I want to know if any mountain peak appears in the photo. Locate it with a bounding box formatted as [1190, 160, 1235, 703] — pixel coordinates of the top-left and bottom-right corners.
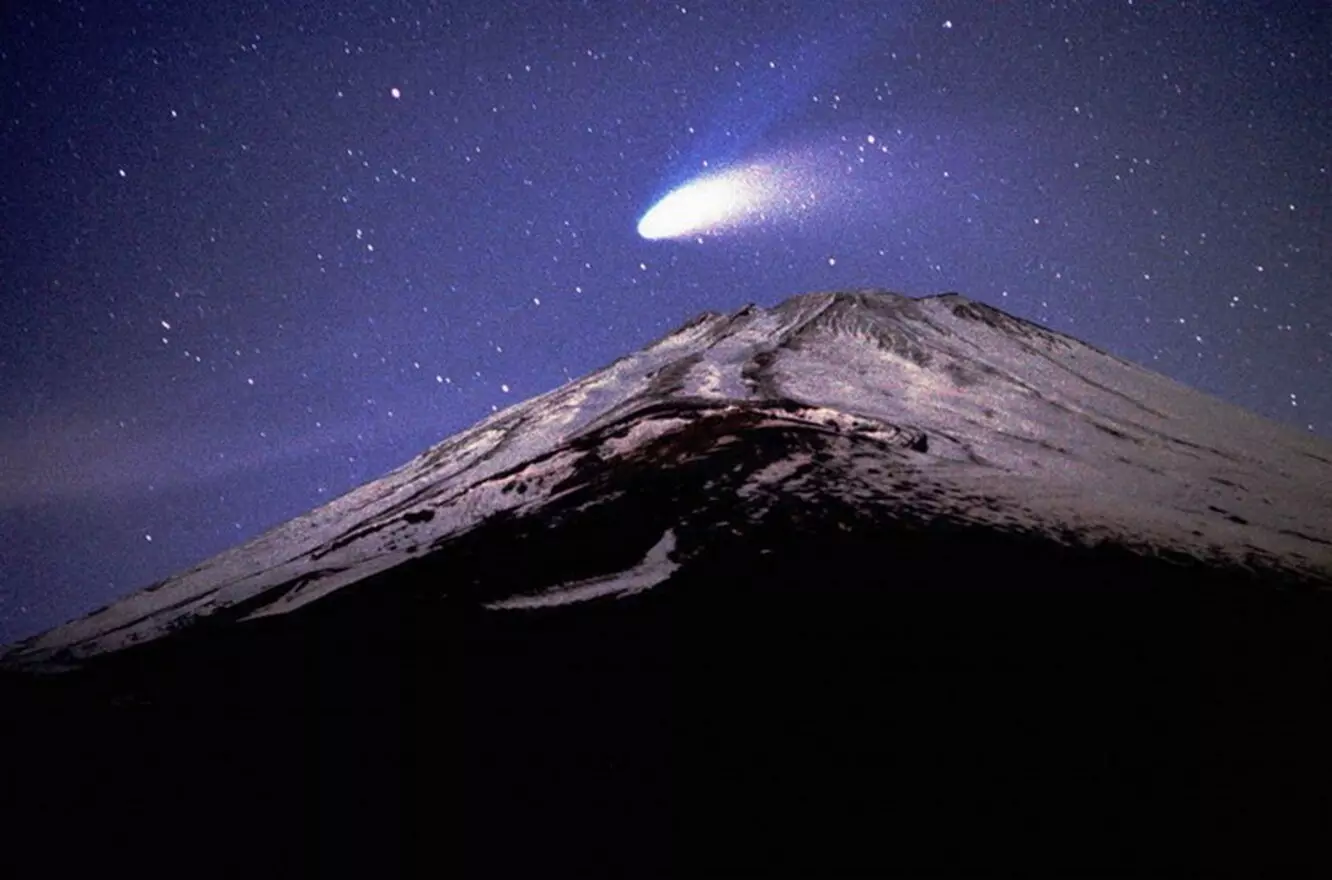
[3, 288, 1330, 669]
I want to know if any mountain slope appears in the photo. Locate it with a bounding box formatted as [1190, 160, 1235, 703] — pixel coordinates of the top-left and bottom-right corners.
[5, 290, 1328, 667]
[3, 290, 1331, 877]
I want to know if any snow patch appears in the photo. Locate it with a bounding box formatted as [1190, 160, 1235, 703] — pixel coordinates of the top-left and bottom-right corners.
[737, 453, 816, 498]
[601, 416, 695, 457]
[484, 529, 680, 609]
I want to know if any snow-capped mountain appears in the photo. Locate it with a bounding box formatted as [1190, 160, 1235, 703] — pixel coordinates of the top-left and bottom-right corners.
[4, 290, 1330, 877]
[4, 290, 1328, 667]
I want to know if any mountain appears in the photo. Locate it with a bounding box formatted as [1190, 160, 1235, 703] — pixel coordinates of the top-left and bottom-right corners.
[4, 290, 1330, 877]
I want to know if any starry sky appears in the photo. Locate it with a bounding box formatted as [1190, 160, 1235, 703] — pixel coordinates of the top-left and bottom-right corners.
[2, 0, 1329, 644]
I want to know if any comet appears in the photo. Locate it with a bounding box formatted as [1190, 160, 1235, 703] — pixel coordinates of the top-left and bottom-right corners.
[637, 165, 780, 240]
[636, 149, 847, 241]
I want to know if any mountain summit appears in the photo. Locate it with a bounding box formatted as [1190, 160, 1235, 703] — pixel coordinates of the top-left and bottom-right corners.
[6, 289, 1328, 667]
[4, 289, 1331, 876]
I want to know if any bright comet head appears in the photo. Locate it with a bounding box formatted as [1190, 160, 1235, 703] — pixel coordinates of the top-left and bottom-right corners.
[637, 168, 769, 240]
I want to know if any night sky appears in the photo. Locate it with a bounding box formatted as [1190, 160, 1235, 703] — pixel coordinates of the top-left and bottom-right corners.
[2, 0, 1328, 644]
